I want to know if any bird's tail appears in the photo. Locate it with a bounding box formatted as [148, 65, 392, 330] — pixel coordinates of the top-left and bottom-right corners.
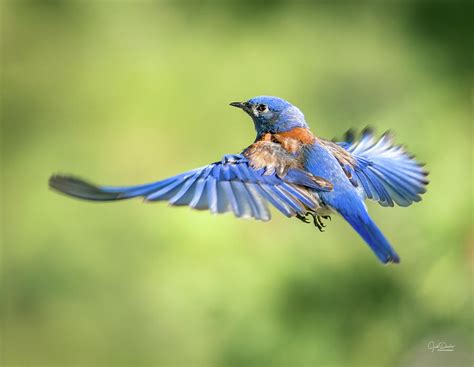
[340, 209, 400, 264]
[49, 175, 162, 201]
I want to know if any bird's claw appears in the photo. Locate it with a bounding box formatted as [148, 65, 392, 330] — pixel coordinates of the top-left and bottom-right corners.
[296, 212, 331, 232]
[316, 215, 331, 231]
[313, 214, 326, 232]
[296, 213, 310, 224]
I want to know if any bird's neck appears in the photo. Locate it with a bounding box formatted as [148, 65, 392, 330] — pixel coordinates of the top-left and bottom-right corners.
[257, 127, 316, 154]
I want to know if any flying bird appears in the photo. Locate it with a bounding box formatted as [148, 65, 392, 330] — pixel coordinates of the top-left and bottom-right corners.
[49, 96, 428, 264]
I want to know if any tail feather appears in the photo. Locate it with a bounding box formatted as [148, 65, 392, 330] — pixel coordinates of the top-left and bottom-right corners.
[48, 175, 159, 201]
[341, 210, 400, 264]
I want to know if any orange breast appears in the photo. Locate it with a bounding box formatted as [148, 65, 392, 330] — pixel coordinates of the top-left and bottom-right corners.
[272, 127, 316, 153]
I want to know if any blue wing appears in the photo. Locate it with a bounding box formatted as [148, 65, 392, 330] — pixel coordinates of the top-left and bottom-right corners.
[335, 128, 429, 207]
[50, 155, 331, 221]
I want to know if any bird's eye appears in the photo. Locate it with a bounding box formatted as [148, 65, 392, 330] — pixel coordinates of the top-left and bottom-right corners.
[256, 104, 268, 113]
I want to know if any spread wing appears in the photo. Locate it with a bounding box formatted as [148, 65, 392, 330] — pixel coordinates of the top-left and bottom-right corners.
[50, 154, 333, 221]
[327, 128, 429, 207]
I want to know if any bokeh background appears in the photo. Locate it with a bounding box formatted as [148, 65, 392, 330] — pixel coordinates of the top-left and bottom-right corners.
[1, 1, 472, 366]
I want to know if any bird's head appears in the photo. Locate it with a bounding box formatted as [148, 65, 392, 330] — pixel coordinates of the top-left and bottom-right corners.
[230, 96, 308, 136]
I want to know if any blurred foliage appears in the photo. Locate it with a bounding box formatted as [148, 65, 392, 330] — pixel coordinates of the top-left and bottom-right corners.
[1, 0, 472, 366]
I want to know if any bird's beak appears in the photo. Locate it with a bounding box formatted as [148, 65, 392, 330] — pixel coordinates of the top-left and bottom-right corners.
[229, 101, 247, 110]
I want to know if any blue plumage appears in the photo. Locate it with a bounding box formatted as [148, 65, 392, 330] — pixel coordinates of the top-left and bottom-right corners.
[342, 211, 400, 263]
[337, 129, 428, 207]
[50, 96, 428, 264]
[50, 155, 325, 221]
[302, 142, 400, 263]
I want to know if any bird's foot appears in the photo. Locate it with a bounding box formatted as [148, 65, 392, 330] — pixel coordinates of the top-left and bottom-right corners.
[296, 213, 310, 224]
[296, 212, 331, 232]
[312, 213, 326, 232]
[309, 213, 331, 232]
[322, 215, 331, 222]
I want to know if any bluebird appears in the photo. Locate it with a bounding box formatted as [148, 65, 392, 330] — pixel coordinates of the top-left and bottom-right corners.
[49, 96, 428, 264]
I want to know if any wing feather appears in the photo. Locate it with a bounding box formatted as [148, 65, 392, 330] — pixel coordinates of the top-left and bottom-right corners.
[50, 155, 326, 221]
[334, 129, 428, 207]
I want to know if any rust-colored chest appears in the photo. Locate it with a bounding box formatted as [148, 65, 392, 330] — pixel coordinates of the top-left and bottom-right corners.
[257, 127, 316, 154]
[242, 128, 316, 174]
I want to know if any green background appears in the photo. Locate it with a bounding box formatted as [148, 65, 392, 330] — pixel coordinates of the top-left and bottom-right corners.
[1, 1, 472, 366]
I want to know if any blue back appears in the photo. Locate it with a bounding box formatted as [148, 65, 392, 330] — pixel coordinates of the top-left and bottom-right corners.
[303, 143, 362, 211]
